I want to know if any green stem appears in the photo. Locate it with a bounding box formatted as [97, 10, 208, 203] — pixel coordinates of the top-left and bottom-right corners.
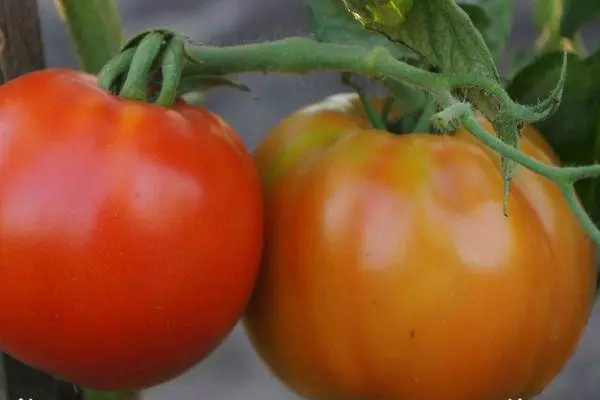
[560, 185, 600, 251]
[413, 100, 437, 132]
[461, 115, 562, 182]
[182, 38, 552, 124]
[561, 165, 600, 182]
[58, 0, 124, 74]
[381, 96, 395, 126]
[460, 113, 600, 247]
[184, 38, 448, 99]
[341, 73, 385, 130]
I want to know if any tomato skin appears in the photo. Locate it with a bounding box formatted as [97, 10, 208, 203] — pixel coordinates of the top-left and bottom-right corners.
[245, 93, 596, 400]
[0, 69, 263, 390]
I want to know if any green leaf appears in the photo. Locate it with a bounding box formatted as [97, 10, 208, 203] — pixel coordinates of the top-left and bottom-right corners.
[507, 50, 600, 215]
[561, 0, 600, 38]
[58, 0, 124, 74]
[384, 0, 500, 81]
[305, 0, 418, 60]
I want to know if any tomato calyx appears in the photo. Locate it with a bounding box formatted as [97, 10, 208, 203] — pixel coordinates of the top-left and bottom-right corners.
[96, 30, 252, 108]
[97, 30, 184, 108]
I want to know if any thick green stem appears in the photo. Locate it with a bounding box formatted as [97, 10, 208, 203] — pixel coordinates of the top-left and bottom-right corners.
[341, 73, 386, 130]
[183, 38, 552, 124]
[381, 97, 395, 126]
[461, 115, 562, 182]
[560, 185, 600, 248]
[412, 100, 437, 132]
[461, 113, 600, 247]
[57, 0, 124, 74]
[185, 38, 448, 97]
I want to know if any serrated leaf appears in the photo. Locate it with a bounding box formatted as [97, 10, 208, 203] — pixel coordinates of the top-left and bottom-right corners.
[306, 0, 418, 60]
[561, 0, 600, 38]
[507, 50, 600, 215]
[380, 0, 500, 81]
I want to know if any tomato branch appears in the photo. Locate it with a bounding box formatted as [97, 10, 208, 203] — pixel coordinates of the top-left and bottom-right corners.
[182, 37, 562, 125]
[341, 73, 386, 130]
[459, 109, 600, 248]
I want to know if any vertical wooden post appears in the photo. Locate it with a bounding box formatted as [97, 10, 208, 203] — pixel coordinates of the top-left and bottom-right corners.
[0, 1, 80, 398]
[0, 0, 45, 83]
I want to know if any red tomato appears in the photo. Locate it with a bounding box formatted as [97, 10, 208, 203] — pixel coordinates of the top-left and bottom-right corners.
[245, 93, 597, 400]
[0, 69, 263, 390]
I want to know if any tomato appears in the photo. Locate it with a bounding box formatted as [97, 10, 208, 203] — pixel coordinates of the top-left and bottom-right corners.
[0, 69, 263, 390]
[244, 93, 596, 400]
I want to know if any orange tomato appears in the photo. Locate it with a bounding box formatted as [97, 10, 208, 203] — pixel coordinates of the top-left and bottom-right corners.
[0, 69, 263, 390]
[245, 93, 596, 400]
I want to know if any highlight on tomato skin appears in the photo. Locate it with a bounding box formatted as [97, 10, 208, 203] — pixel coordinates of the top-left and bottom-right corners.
[0, 68, 264, 390]
[244, 93, 597, 400]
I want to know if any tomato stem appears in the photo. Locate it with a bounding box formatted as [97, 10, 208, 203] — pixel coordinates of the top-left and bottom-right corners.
[181, 38, 553, 125]
[459, 110, 600, 248]
[341, 73, 386, 130]
[411, 100, 437, 132]
[57, 0, 124, 74]
[380, 96, 395, 127]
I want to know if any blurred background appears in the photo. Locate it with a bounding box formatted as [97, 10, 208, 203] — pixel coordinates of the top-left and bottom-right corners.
[34, 0, 600, 398]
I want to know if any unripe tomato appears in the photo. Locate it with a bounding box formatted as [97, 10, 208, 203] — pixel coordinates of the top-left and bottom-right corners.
[245, 93, 596, 400]
[0, 69, 263, 390]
